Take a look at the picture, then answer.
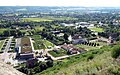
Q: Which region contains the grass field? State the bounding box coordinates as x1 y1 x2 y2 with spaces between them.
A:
21 16 78 22
35 26 45 31
43 40 55 48
42 16 78 21
91 41 107 46
20 30 26 33
89 27 104 32
21 18 53 22
0 28 8 34
0 40 5 51
32 35 46 50
75 44 100 51
51 51 115 75
48 49 67 57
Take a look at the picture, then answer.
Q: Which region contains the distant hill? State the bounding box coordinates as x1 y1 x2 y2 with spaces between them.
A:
0 6 120 14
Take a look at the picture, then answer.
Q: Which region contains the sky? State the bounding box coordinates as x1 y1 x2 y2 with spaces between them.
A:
0 0 120 7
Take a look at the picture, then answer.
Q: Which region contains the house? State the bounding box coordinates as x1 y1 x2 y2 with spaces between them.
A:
60 23 75 27
108 33 116 45
61 44 86 55
16 53 34 60
51 30 60 34
72 34 87 44
76 22 94 28
57 33 64 37
99 22 103 26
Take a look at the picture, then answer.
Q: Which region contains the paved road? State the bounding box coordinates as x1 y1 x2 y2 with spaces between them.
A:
29 37 34 52
15 38 21 48
4 36 13 52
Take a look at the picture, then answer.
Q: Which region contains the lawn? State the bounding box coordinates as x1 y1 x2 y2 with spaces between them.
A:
32 35 46 50
35 26 45 31
89 27 104 32
48 49 67 57
43 40 55 48
75 44 100 51
0 28 8 34
20 30 26 33
21 18 53 22
0 40 5 51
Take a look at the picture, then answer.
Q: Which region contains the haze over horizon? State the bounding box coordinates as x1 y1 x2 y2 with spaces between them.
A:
0 0 120 7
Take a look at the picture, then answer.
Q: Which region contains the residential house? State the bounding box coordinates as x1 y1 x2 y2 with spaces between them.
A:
72 34 87 44
61 44 86 55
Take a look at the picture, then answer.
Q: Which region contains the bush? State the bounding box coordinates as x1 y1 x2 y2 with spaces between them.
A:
86 54 94 60
111 45 120 58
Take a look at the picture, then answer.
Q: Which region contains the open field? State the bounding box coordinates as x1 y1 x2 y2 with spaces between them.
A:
75 44 100 51
21 37 32 53
48 49 67 57
0 40 5 51
21 16 78 22
42 16 78 21
35 26 45 31
21 18 53 22
89 27 104 32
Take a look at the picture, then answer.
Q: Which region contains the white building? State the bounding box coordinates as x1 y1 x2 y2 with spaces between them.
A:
75 22 94 28
60 23 75 27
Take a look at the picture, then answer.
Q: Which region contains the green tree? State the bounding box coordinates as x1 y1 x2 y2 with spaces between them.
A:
46 60 53 67
64 33 69 40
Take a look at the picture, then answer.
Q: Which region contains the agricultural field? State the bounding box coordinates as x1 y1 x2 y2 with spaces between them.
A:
48 49 67 57
89 27 104 32
21 16 78 22
21 18 53 22
21 37 32 53
42 16 78 21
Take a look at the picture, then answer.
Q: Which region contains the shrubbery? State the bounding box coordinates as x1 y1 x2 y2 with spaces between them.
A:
18 59 53 75
111 45 120 58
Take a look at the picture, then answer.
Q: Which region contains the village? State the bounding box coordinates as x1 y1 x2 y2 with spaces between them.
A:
0 6 120 74
0 21 115 69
